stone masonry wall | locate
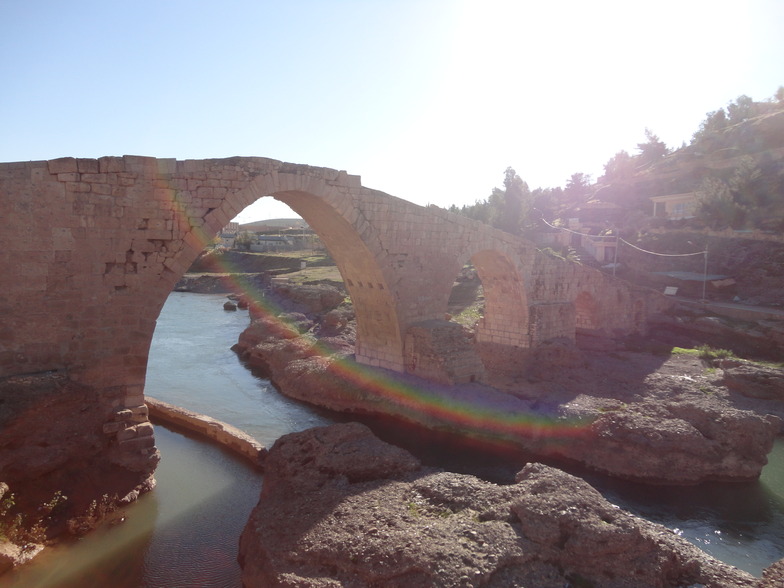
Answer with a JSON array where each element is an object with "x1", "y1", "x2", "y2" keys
[{"x1": 0, "y1": 155, "x2": 661, "y2": 503}]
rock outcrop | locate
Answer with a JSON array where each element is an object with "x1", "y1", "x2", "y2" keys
[
  {"x1": 233, "y1": 309, "x2": 781, "y2": 484},
  {"x1": 758, "y1": 558, "x2": 784, "y2": 588},
  {"x1": 567, "y1": 395, "x2": 780, "y2": 483},
  {"x1": 239, "y1": 423, "x2": 763, "y2": 587},
  {"x1": 721, "y1": 361, "x2": 784, "y2": 402},
  {"x1": 0, "y1": 372, "x2": 156, "y2": 552}
]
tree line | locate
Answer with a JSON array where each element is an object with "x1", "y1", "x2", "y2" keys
[{"x1": 449, "y1": 87, "x2": 784, "y2": 235}]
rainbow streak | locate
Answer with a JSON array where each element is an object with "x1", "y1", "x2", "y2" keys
[
  {"x1": 153, "y1": 183, "x2": 592, "y2": 453},
  {"x1": 324, "y1": 356, "x2": 592, "y2": 448},
  {"x1": 241, "y1": 285, "x2": 591, "y2": 454}
]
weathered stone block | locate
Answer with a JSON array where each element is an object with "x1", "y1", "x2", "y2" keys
[
  {"x1": 76, "y1": 159, "x2": 100, "y2": 173},
  {"x1": 102, "y1": 421, "x2": 124, "y2": 434},
  {"x1": 48, "y1": 157, "x2": 78, "y2": 174}
]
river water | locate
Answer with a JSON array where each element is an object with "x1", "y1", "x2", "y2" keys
[{"x1": 2, "y1": 292, "x2": 783, "y2": 586}]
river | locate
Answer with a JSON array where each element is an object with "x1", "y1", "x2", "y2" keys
[{"x1": 2, "y1": 292, "x2": 783, "y2": 586}]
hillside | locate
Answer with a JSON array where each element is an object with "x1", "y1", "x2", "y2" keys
[
  {"x1": 583, "y1": 99, "x2": 784, "y2": 231},
  {"x1": 239, "y1": 218, "x2": 307, "y2": 232},
  {"x1": 546, "y1": 93, "x2": 784, "y2": 310}
]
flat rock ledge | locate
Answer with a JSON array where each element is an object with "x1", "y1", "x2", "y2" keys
[
  {"x1": 146, "y1": 397, "x2": 267, "y2": 468},
  {"x1": 239, "y1": 422, "x2": 782, "y2": 588}
]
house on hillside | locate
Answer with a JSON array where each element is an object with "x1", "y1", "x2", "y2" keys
[
  {"x1": 650, "y1": 193, "x2": 698, "y2": 220},
  {"x1": 240, "y1": 218, "x2": 308, "y2": 233},
  {"x1": 248, "y1": 235, "x2": 292, "y2": 252},
  {"x1": 216, "y1": 221, "x2": 240, "y2": 248},
  {"x1": 534, "y1": 199, "x2": 623, "y2": 263}
]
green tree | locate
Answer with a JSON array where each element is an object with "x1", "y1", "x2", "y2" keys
[
  {"x1": 531, "y1": 186, "x2": 563, "y2": 219},
  {"x1": 728, "y1": 156, "x2": 762, "y2": 203},
  {"x1": 726, "y1": 95, "x2": 757, "y2": 124},
  {"x1": 599, "y1": 151, "x2": 635, "y2": 183},
  {"x1": 692, "y1": 108, "x2": 727, "y2": 144},
  {"x1": 696, "y1": 177, "x2": 745, "y2": 229},
  {"x1": 695, "y1": 157, "x2": 763, "y2": 229},
  {"x1": 235, "y1": 231, "x2": 254, "y2": 250},
  {"x1": 564, "y1": 172, "x2": 592, "y2": 203},
  {"x1": 490, "y1": 167, "x2": 532, "y2": 235},
  {"x1": 636, "y1": 128, "x2": 668, "y2": 165}
]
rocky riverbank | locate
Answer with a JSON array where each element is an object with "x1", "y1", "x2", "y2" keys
[
  {"x1": 239, "y1": 422, "x2": 784, "y2": 587},
  {"x1": 0, "y1": 372, "x2": 156, "y2": 572},
  {"x1": 231, "y1": 283, "x2": 783, "y2": 485},
  {"x1": 228, "y1": 281, "x2": 784, "y2": 584}
]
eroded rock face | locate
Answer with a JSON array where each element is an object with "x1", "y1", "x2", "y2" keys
[
  {"x1": 234, "y1": 315, "x2": 780, "y2": 484},
  {"x1": 758, "y1": 558, "x2": 784, "y2": 588},
  {"x1": 571, "y1": 397, "x2": 780, "y2": 483},
  {"x1": 260, "y1": 283, "x2": 346, "y2": 316},
  {"x1": 238, "y1": 423, "x2": 759, "y2": 588},
  {"x1": 0, "y1": 373, "x2": 156, "y2": 541}
]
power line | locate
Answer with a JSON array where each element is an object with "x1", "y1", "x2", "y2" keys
[
  {"x1": 539, "y1": 218, "x2": 706, "y2": 257},
  {"x1": 618, "y1": 237, "x2": 706, "y2": 257}
]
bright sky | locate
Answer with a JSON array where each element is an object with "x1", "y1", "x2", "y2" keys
[{"x1": 2, "y1": 0, "x2": 782, "y2": 223}]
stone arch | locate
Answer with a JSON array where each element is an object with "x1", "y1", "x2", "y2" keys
[
  {"x1": 195, "y1": 171, "x2": 405, "y2": 371},
  {"x1": 470, "y1": 249, "x2": 530, "y2": 349},
  {"x1": 452, "y1": 248, "x2": 530, "y2": 377},
  {"x1": 274, "y1": 191, "x2": 403, "y2": 369}
]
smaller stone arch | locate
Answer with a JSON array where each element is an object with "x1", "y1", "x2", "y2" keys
[
  {"x1": 468, "y1": 248, "x2": 531, "y2": 377},
  {"x1": 202, "y1": 169, "x2": 406, "y2": 371}
]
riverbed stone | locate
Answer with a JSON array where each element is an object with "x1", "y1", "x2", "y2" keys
[
  {"x1": 238, "y1": 422, "x2": 758, "y2": 588},
  {"x1": 758, "y1": 558, "x2": 784, "y2": 587}
]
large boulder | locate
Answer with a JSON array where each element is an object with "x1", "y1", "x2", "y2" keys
[
  {"x1": 239, "y1": 423, "x2": 759, "y2": 588},
  {"x1": 261, "y1": 283, "x2": 345, "y2": 316},
  {"x1": 571, "y1": 398, "x2": 780, "y2": 483},
  {"x1": 721, "y1": 362, "x2": 784, "y2": 401}
]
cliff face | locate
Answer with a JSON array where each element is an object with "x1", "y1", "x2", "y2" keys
[{"x1": 239, "y1": 422, "x2": 770, "y2": 588}]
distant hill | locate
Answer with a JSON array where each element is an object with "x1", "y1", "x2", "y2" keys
[{"x1": 240, "y1": 218, "x2": 309, "y2": 232}]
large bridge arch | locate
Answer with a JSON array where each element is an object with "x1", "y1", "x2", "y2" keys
[
  {"x1": 0, "y1": 155, "x2": 668, "y2": 512},
  {"x1": 468, "y1": 248, "x2": 531, "y2": 350},
  {"x1": 213, "y1": 180, "x2": 404, "y2": 370}
]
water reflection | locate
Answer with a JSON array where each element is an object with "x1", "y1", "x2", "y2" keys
[
  {"x1": 586, "y1": 445, "x2": 784, "y2": 577},
  {"x1": 0, "y1": 427, "x2": 263, "y2": 588},
  {"x1": 145, "y1": 292, "x2": 335, "y2": 447}
]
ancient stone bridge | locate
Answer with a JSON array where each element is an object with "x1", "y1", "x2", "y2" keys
[{"x1": 0, "y1": 156, "x2": 662, "y2": 501}]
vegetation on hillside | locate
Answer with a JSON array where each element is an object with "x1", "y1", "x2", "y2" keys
[{"x1": 449, "y1": 87, "x2": 784, "y2": 235}]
